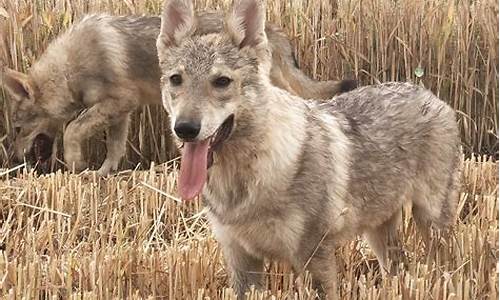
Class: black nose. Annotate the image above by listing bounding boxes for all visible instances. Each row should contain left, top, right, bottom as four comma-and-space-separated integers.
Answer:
174, 120, 201, 140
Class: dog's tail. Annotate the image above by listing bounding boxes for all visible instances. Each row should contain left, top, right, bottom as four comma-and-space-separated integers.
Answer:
267, 25, 357, 100
291, 78, 358, 100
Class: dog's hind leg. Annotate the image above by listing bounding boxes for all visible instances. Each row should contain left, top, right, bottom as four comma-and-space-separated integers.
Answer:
97, 114, 130, 176
412, 204, 434, 246
363, 210, 402, 275
412, 200, 453, 267
412, 169, 460, 248
411, 145, 461, 243
412, 193, 458, 252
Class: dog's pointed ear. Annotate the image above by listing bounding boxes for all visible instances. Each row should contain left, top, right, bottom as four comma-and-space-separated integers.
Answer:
157, 0, 195, 48
227, 0, 267, 49
0, 66, 35, 102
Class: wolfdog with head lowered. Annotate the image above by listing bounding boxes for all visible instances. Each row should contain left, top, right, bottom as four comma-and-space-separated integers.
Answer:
0, 12, 356, 175
157, 0, 461, 298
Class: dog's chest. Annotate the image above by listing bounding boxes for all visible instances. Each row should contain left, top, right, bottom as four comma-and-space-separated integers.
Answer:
205, 183, 306, 260
204, 160, 305, 260
208, 210, 304, 260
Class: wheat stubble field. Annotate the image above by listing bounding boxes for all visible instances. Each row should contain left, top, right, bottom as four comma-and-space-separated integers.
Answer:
0, 157, 497, 299
0, 0, 498, 299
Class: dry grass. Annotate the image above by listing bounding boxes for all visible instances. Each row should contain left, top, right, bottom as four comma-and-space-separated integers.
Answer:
0, 0, 498, 168
0, 156, 497, 299
0, 1, 498, 298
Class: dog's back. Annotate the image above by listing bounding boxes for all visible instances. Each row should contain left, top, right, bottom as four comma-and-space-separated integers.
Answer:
320, 82, 460, 232
37, 15, 162, 106
108, 16, 163, 89
36, 12, 352, 111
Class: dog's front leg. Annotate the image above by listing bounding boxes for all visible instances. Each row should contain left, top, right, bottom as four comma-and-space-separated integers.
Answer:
220, 239, 265, 299
64, 100, 130, 173
294, 241, 339, 299
97, 114, 130, 176
63, 114, 89, 172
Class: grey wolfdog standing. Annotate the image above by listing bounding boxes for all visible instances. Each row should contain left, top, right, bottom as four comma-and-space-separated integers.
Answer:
0, 13, 355, 175
156, 0, 461, 298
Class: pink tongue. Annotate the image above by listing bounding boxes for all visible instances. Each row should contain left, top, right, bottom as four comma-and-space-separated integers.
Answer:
179, 139, 210, 200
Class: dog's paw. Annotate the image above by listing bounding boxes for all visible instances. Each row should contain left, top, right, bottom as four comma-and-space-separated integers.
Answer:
96, 159, 119, 177
65, 159, 87, 173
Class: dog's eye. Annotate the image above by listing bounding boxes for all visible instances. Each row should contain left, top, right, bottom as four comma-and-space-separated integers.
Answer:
169, 74, 183, 86
213, 76, 232, 88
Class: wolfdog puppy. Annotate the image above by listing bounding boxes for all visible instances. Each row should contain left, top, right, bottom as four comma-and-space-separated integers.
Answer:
0, 13, 355, 175
157, 0, 461, 298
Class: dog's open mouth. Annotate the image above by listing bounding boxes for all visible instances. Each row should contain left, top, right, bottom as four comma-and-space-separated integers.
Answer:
207, 114, 234, 167
29, 134, 54, 163
178, 114, 234, 200
28, 134, 54, 174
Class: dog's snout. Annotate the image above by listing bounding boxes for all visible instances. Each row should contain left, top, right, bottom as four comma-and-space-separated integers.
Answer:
174, 120, 201, 140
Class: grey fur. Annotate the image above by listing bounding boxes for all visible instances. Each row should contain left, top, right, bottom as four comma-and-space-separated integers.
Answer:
157, 0, 461, 298
1, 12, 354, 175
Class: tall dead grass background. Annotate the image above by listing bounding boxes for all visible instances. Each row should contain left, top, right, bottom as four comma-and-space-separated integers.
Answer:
0, 0, 498, 168
0, 0, 498, 299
